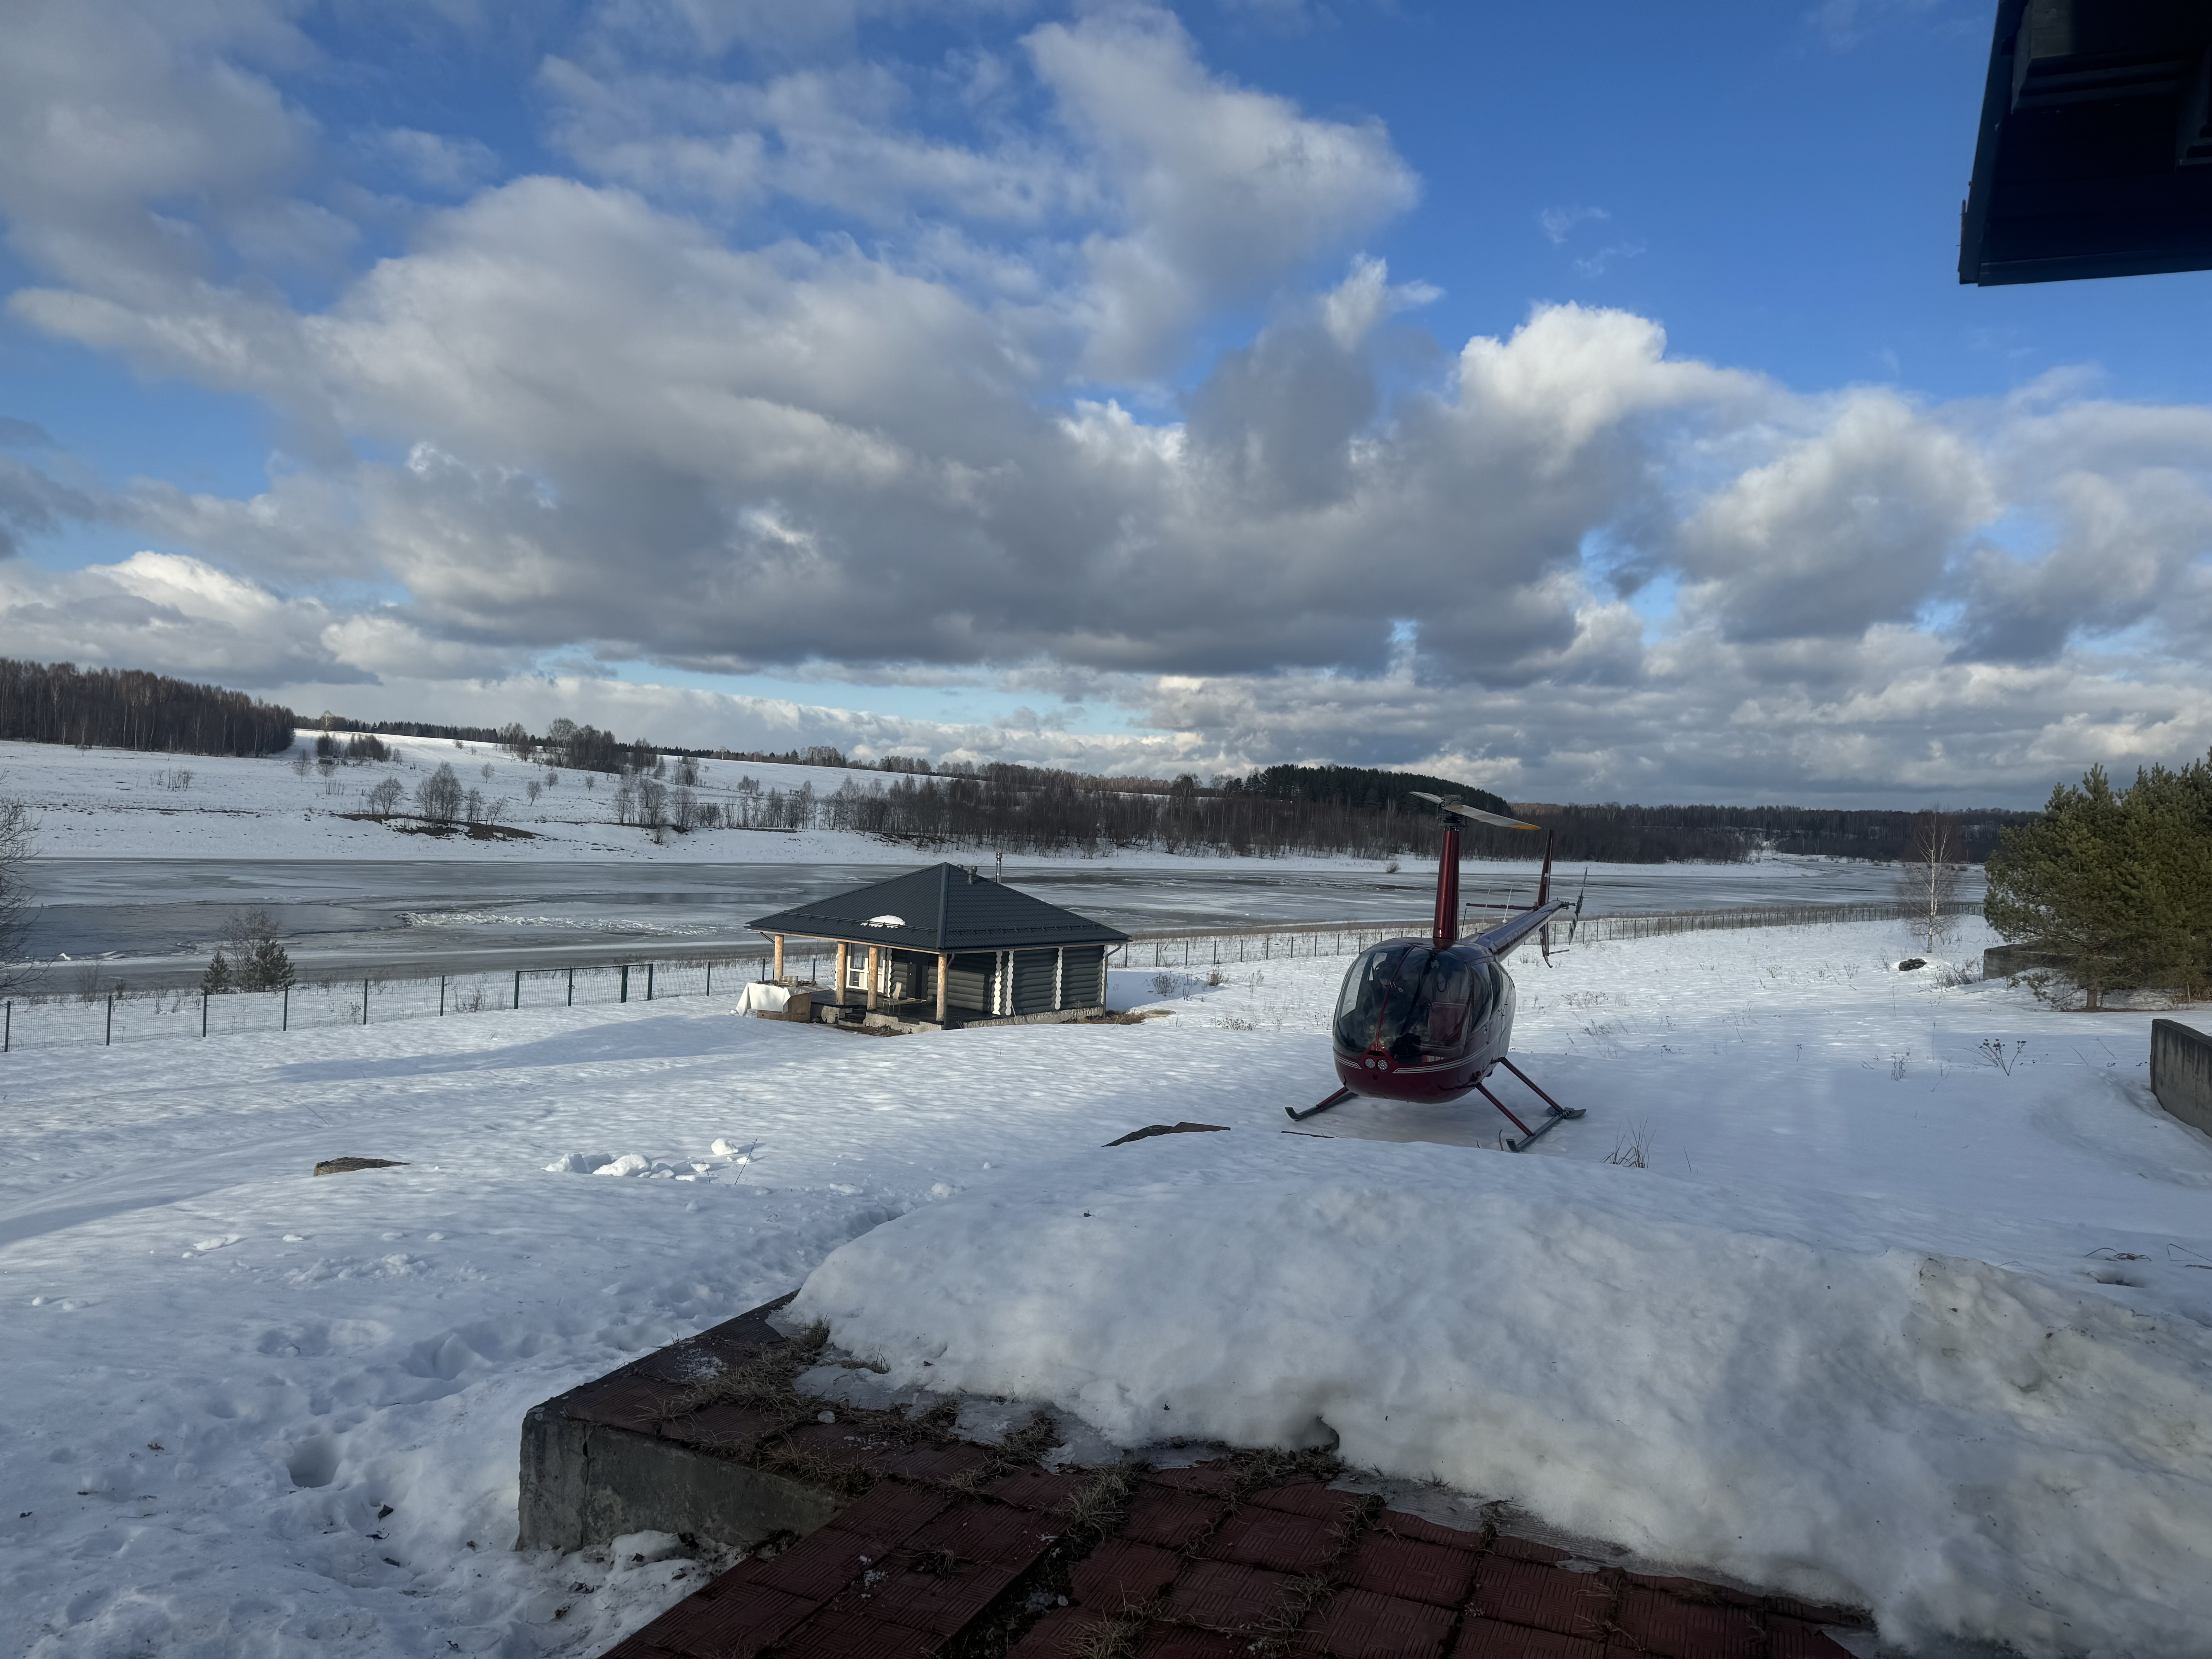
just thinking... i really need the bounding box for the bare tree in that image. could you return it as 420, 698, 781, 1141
0, 792, 37, 993
220, 908, 296, 993
1898, 809, 1965, 953
416, 762, 463, 824
525, 778, 542, 806
366, 776, 404, 821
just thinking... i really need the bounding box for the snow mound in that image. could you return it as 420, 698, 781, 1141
544, 1151, 615, 1174
791, 1134, 2212, 1657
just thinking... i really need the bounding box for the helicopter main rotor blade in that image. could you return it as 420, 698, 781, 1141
1442, 802, 1541, 831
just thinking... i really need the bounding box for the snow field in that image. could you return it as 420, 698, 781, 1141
0, 916, 2206, 1657
0, 735, 1415, 869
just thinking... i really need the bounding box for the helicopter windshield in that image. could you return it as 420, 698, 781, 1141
1334, 944, 1493, 1063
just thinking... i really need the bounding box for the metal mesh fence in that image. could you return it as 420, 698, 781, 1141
0, 899, 1978, 1056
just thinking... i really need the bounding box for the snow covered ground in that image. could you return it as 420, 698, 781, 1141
0, 735, 1398, 869
4, 914, 2209, 1657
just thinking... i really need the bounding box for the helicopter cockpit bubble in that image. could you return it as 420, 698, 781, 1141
1333, 941, 1496, 1068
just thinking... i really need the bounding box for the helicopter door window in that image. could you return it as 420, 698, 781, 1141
1416, 956, 1477, 1053
1372, 948, 1434, 1063
1335, 943, 1427, 1055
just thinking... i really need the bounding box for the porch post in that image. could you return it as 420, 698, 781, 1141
936, 952, 949, 1024
866, 944, 879, 1012
1054, 947, 1065, 1011
773, 934, 785, 979
836, 940, 849, 1004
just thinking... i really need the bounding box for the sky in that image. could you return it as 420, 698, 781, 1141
2, 0, 2211, 807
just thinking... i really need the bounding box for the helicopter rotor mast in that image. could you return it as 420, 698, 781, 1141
1408, 792, 1543, 946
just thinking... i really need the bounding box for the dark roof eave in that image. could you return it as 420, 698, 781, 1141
749, 922, 1128, 951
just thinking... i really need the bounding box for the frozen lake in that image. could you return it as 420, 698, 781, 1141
19, 854, 1982, 982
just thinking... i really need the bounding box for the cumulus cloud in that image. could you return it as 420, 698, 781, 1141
3, 0, 2212, 806
0, 0, 314, 299
1030, 5, 1419, 378
0, 553, 366, 688
1675, 389, 1995, 642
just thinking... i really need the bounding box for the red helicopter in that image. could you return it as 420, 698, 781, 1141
1289, 793, 1586, 1151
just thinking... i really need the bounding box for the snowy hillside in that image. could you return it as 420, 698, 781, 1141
0, 735, 1394, 869
5, 914, 2210, 1656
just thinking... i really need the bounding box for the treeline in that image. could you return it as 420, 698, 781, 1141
694, 771, 1462, 859
1453, 802, 2036, 866
632, 769, 2020, 867
1986, 754, 2212, 1007
0, 660, 296, 757
316, 713, 505, 745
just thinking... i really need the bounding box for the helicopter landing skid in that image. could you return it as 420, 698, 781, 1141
1478, 1056, 1585, 1152
1285, 1086, 1357, 1123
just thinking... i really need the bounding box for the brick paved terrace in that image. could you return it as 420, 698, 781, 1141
541, 1306, 1874, 1659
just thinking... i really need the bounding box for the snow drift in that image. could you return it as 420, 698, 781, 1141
791, 1133, 2212, 1657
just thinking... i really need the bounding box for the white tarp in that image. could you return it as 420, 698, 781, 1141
732, 981, 793, 1016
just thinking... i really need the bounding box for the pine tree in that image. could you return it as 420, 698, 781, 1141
240, 938, 295, 993
1986, 757, 2212, 1007
199, 950, 232, 996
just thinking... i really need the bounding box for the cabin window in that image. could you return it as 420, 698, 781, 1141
1335, 943, 1492, 1063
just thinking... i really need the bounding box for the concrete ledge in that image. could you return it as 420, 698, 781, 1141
519, 1408, 845, 1554
2153, 1018, 2212, 1137
518, 1294, 844, 1553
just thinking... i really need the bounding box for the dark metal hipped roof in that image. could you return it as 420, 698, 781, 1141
1962, 0, 2212, 285
749, 863, 1129, 954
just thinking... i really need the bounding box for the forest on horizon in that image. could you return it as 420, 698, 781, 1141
0, 658, 2033, 864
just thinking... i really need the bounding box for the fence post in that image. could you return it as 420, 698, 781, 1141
567, 967, 574, 1006
620, 965, 629, 1003
514, 969, 522, 1010
201, 992, 207, 1038
440, 975, 446, 1015
4, 1000, 9, 1052
283, 986, 289, 1032
705, 960, 712, 998
646, 963, 654, 1001
362, 977, 369, 1025
106, 993, 113, 1046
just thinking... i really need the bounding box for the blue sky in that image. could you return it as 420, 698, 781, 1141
2, 0, 2209, 804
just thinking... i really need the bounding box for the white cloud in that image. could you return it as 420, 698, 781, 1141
4, 0, 2212, 808
1030, 4, 1419, 379
0, 553, 366, 689
364, 127, 501, 196
1675, 389, 1996, 641
1538, 204, 1607, 245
